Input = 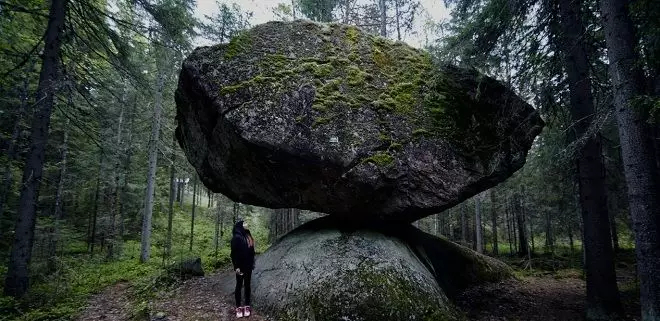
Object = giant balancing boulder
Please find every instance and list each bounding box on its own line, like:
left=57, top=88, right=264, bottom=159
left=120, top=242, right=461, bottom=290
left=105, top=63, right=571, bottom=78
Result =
left=175, top=20, right=544, bottom=222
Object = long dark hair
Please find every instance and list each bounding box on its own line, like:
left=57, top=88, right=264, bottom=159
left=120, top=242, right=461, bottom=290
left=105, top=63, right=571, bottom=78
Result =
left=233, top=220, right=254, bottom=248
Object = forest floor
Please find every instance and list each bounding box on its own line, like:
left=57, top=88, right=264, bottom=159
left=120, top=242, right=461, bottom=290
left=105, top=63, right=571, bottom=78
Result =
left=76, top=268, right=268, bottom=321
left=455, top=267, right=639, bottom=321
left=77, top=255, right=641, bottom=321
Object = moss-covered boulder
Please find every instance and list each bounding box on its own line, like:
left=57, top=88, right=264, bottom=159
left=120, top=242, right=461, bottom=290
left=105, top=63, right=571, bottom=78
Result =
left=175, top=20, right=544, bottom=222
left=251, top=217, right=510, bottom=320
left=251, top=220, right=456, bottom=320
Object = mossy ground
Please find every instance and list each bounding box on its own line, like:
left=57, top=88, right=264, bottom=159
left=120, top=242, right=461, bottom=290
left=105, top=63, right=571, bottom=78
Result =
left=211, top=21, right=502, bottom=167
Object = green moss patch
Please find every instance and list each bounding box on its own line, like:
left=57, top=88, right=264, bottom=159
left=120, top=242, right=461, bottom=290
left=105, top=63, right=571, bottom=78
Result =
left=215, top=21, right=504, bottom=163
left=278, top=262, right=463, bottom=321
left=224, top=31, right=251, bottom=59
left=362, top=151, right=395, bottom=167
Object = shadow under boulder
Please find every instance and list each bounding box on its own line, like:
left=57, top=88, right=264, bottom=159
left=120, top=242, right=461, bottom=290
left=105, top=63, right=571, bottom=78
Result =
left=252, top=217, right=511, bottom=321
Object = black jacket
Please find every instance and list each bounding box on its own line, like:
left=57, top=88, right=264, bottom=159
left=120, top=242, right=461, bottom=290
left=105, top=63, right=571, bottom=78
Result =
left=230, top=221, right=255, bottom=270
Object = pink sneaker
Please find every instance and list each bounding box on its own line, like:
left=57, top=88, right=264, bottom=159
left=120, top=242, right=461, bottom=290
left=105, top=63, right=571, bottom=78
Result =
left=235, top=307, right=244, bottom=318
left=244, top=306, right=251, bottom=317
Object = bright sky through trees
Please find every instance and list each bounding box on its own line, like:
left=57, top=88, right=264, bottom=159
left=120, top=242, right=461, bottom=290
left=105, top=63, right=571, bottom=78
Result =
left=193, top=0, right=450, bottom=47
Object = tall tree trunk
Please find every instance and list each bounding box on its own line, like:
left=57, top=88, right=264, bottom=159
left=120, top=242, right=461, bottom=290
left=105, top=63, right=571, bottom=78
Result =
left=490, top=190, right=499, bottom=255
left=507, top=196, right=518, bottom=254
left=89, top=151, right=103, bottom=256
left=609, top=207, right=620, bottom=253
left=379, top=0, right=387, bottom=37
left=600, top=0, right=660, bottom=318
left=568, top=224, right=575, bottom=253
left=505, top=197, right=513, bottom=255
left=460, top=203, right=467, bottom=246
left=0, top=61, right=34, bottom=230
left=545, top=211, right=553, bottom=253
left=394, top=0, right=401, bottom=41
left=558, top=0, right=622, bottom=317
left=164, top=135, right=176, bottom=264
left=119, top=99, right=136, bottom=241
left=47, top=117, right=70, bottom=272
left=515, top=194, right=529, bottom=257
left=527, top=208, right=535, bottom=253
left=140, top=64, right=165, bottom=263
left=214, top=203, right=221, bottom=257
left=107, top=89, right=125, bottom=260
left=4, top=0, right=67, bottom=298
left=180, top=181, right=185, bottom=207
left=475, top=196, right=483, bottom=253
left=189, top=175, right=197, bottom=252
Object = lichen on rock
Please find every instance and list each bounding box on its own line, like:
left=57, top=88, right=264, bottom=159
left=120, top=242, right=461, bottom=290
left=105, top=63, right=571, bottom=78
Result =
left=175, top=20, right=544, bottom=222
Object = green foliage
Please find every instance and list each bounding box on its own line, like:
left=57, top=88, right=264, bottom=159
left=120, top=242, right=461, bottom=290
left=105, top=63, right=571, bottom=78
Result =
left=296, top=0, right=340, bottom=22
left=0, top=193, right=270, bottom=320
left=0, top=254, right=160, bottom=321
left=201, top=1, right=252, bottom=43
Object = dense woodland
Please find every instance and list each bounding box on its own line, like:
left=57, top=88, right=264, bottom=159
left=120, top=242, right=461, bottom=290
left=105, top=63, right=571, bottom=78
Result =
left=0, top=0, right=658, bottom=320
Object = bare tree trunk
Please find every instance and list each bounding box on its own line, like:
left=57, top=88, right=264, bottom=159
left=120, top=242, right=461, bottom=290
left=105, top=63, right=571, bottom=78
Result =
left=379, top=0, right=387, bottom=37
left=600, top=0, right=660, bottom=318
left=475, top=196, right=483, bottom=253
left=568, top=225, right=575, bottom=253
left=189, top=175, right=197, bottom=252
left=4, top=0, right=67, bottom=298
left=514, top=194, right=529, bottom=257
left=558, top=0, right=622, bottom=316
left=506, top=198, right=512, bottom=254
left=214, top=203, right=221, bottom=257
left=47, top=117, right=70, bottom=272
left=527, top=208, right=535, bottom=253
left=394, top=0, right=401, bottom=40
left=178, top=181, right=184, bottom=206
left=0, top=61, right=34, bottom=230
left=545, top=211, right=553, bottom=253
left=609, top=208, right=620, bottom=253
left=164, top=135, right=176, bottom=264
left=89, top=151, right=103, bottom=255
left=460, top=203, right=467, bottom=246
left=490, top=190, right=499, bottom=255
left=107, top=88, right=125, bottom=260
left=119, top=100, right=136, bottom=241
left=140, top=64, right=165, bottom=263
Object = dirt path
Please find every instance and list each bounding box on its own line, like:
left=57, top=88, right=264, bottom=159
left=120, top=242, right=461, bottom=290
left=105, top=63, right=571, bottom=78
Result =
left=150, top=270, right=267, bottom=321
left=77, top=269, right=266, bottom=321
left=76, top=283, right=133, bottom=321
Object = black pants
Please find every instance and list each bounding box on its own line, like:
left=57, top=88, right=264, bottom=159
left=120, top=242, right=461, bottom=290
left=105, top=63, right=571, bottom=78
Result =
left=235, top=270, right=252, bottom=306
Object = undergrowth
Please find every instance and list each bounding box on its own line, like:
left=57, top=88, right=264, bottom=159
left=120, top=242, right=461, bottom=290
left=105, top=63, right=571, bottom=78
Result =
left=0, top=199, right=270, bottom=321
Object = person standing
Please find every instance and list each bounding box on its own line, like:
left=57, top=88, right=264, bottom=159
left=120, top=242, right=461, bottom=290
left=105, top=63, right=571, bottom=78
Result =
left=231, top=219, right=255, bottom=318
